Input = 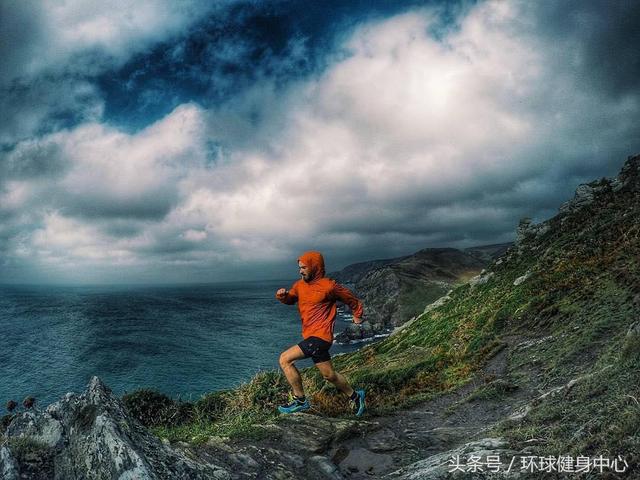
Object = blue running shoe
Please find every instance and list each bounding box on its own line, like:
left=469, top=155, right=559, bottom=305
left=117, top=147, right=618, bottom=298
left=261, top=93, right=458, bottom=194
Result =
left=278, top=396, right=310, bottom=414
left=352, top=389, right=366, bottom=417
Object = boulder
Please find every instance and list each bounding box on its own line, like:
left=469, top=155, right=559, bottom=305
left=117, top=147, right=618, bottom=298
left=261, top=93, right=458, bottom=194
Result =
left=389, top=437, right=522, bottom=479
left=3, top=376, right=229, bottom=480
left=515, top=218, right=550, bottom=246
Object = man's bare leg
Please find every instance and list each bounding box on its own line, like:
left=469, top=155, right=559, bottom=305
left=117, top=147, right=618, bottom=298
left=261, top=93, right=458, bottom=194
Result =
left=279, top=345, right=307, bottom=398
left=314, top=360, right=354, bottom=397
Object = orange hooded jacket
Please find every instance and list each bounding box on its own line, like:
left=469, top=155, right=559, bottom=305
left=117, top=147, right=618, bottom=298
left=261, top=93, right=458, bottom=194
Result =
left=276, top=251, right=364, bottom=343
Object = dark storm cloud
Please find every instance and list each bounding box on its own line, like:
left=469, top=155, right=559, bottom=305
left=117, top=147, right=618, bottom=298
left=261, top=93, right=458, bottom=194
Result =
left=525, top=0, right=640, bottom=99
left=0, top=2, right=45, bottom=85
left=100, top=221, right=145, bottom=239
left=60, top=192, right=177, bottom=221
left=0, top=76, right=104, bottom=146
left=1, top=140, right=67, bottom=180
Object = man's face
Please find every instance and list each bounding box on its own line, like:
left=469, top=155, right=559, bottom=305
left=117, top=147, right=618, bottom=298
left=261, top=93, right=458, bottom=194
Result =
left=298, top=261, right=311, bottom=282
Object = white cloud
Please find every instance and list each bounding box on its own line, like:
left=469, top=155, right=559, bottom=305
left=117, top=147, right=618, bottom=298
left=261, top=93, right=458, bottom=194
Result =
left=182, top=229, right=207, bottom=242
left=179, top=0, right=637, bottom=249
left=1, top=104, right=211, bottom=279
left=2, top=1, right=218, bottom=84
left=60, top=103, right=206, bottom=206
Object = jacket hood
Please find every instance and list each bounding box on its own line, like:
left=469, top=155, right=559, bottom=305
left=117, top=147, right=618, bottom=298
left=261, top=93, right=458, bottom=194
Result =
left=298, top=251, right=325, bottom=282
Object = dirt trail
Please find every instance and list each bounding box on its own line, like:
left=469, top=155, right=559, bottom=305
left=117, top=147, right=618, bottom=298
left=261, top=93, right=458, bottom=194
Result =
left=192, top=333, right=547, bottom=479
left=323, top=335, right=534, bottom=478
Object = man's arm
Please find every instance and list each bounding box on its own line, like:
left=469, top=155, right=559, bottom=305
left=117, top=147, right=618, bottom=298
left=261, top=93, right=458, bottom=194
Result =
left=333, top=283, right=364, bottom=323
left=276, top=283, right=298, bottom=305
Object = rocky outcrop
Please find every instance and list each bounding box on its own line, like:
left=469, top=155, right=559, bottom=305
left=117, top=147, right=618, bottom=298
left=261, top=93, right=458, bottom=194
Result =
left=515, top=217, right=550, bottom=246
left=469, top=269, right=494, bottom=288
left=1, top=377, right=229, bottom=479
left=511, top=155, right=640, bottom=253
left=558, top=154, right=640, bottom=217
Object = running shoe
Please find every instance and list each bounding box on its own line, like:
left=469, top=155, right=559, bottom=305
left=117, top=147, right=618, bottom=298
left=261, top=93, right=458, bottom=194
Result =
left=352, top=389, right=366, bottom=417
left=278, top=397, right=310, bottom=414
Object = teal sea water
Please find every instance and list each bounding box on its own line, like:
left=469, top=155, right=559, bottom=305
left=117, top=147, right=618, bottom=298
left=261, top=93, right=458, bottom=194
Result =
left=0, top=281, right=367, bottom=408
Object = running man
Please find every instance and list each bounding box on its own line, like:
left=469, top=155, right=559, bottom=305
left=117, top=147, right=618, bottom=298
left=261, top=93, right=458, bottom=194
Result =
left=275, top=251, right=366, bottom=416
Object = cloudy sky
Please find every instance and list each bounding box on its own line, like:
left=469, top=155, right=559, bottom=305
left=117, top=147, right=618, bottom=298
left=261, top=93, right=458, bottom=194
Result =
left=1, top=0, right=639, bottom=284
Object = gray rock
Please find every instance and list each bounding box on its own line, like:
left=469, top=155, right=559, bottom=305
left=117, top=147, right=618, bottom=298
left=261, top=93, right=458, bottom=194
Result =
left=335, top=321, right=375, bottom=343
left=507, top=404, right=532, bottom=422
left=513, top=271, right=531, bottom=286
left=6, top=410, right=64, bottom=449
left=269, top=469, right=296, bottom=480
left=389, top=437, right=522, bottom=479
left=337, top=447, right=393, bottom=477
left=515, top=218, right=550, bottom=246
left=0, top=446, right=19, bottom=480
left=278, top=451, right=305, bottom=469
left=273, top=414, right=336, bottom=453
left=3, top=376, right=230, bottom=480
left=424, top=293, right=452, bottom=313
left=610, top=176, right=624, bottom=192
left=228, top=452, right=260, bottom=469
left=420, top=427, right=470, bottom=447
left=469, top=271, right=494, bottom=287
left=617, top=154, right=640, bottom=189
left=558, top=183, right=602, bottom=216
left=309, top=455, right=345, bottom=480
left=332, top=418, right=369, bottom=443
left=556, top=155, right=640, bottom=221
left=366, top=427, right=399, bottom=452
left=515, top=335, right=554, bottom=350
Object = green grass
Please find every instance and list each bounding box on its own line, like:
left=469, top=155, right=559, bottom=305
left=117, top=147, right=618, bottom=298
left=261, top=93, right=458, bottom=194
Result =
left=493, top=335, right=640, bottom=465
left=151, top=410, right=278, bottom=445
left=396, top=282, right=450, bottom=322
left=464, top=379, right=519, bottom=403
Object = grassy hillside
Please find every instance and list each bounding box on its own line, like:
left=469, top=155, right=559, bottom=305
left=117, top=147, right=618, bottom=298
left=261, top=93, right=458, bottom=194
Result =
left=126, top=156, right=640, bottom=470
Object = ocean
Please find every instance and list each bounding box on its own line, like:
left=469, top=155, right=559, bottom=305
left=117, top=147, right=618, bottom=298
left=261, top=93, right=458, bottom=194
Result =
left=0, top=280, right=371, bottom=408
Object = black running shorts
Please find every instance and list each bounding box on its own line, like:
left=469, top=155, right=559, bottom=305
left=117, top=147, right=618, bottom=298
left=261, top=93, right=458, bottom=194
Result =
left=298, top=336, right=332, bottom=364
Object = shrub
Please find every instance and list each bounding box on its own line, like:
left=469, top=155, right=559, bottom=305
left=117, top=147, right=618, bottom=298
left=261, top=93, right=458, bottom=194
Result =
left=122, top=389, right=189, bottom=427
left=192, top=391, right=228, bottom=423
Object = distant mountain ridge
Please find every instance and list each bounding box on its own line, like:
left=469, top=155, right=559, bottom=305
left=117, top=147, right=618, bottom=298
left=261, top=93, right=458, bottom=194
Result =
left=330, top=243, right=512, bottom=343
left=330, top=243, right=511, bottom=285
